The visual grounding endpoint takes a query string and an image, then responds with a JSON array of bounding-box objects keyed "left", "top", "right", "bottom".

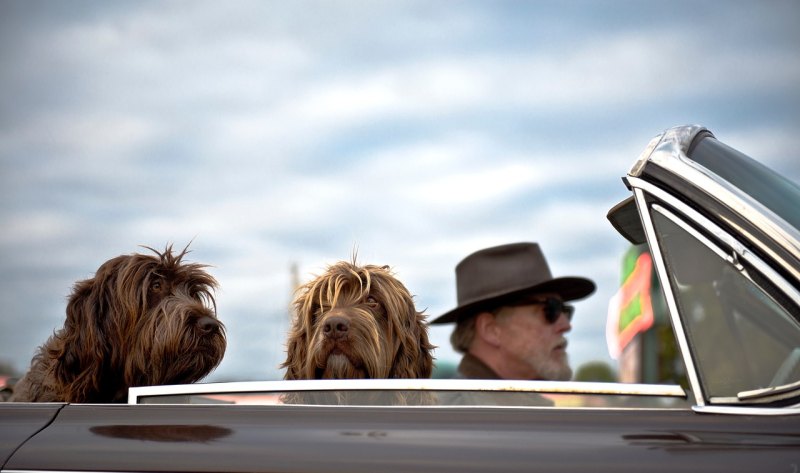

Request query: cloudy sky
[{"left": 1, "top": 0, "right": 799, "bottom": 383}]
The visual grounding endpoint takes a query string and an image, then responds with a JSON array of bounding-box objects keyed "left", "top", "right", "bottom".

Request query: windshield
[{"left": 651, "top": 206, "right": 800, "bottom": 402}]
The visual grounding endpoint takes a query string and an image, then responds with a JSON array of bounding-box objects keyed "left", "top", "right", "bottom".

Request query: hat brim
[{"left": 430, "top": 276, "right": 596, "bottom": 325}]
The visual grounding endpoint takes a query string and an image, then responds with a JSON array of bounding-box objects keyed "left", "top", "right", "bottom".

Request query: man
[{"left": 431, "top": 242, "right": 595, "bottom": 383}]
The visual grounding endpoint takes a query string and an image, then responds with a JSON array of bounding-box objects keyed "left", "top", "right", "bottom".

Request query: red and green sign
[{"left": 607, "top": 249, "right": 655, "bottom": 358}]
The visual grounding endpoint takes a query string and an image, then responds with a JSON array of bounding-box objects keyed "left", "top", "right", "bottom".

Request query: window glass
[
  {"left": 135, "top": 389, "right": 688, "bottom": 408},
  {"left": 651, "top": 208, "right": 800, "bottom": 400}
]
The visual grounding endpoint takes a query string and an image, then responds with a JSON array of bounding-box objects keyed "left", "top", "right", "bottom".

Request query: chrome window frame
[
  {"left": 128, "top": 378, "right": 685, "bottom": 405},
  {"left": 693, "top": 405, "right": 800, "bottom": 416},
  {"left": 632, "top": 186, "right": 705, "bottom": 407}
]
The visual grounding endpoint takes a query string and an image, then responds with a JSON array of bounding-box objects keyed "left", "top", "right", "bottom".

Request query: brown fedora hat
[{"left": 430, "top": 242, "right": 595, "bottom": 324}]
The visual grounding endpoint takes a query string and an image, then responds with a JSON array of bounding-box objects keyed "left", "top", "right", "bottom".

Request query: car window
[{"left": 651, "top": 206, "right": 800, "bottom": 402}]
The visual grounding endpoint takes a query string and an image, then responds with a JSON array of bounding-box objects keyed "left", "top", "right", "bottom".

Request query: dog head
[
  {"left": 282, "top": 260, "right": 434, "bottom": 380},
  {"left": 50, "top": 244, "right": 226, "bottom": 402}
]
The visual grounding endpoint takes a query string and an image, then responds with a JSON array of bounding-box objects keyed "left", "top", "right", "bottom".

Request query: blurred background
[{"left": 1, "top": 0, "right": 798, "bottom": 382}]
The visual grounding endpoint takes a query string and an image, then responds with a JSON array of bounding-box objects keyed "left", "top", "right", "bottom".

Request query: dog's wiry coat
[
  {"left": 282, "top": 261, "right": 434, "bottom": 384},
  {"left": 11, "top": 245, "right": 226, "bottom": 403}
]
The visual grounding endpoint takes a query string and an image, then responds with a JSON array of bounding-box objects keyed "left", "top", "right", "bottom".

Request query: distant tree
[
  {"left": 432, "top": 360, "right": 458, "bottom": 379},
  {"left": 0, "top": 360, "right": 20, "bottom": 376},
  {"left": 574, "top": 361, "right": 617, "bottom": 382}
]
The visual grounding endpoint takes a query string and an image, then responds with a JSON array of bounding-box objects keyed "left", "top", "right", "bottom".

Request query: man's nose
[{"left": 555, "top": 312, "right": 572, "bottom": 332}]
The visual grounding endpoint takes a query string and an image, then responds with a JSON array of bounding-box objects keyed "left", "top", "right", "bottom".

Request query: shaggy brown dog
[
  {"left": 11, "top": 245, "right": 226, "bottom": 403},
  {"left": 282, "top": 261, "right": 434, "bottom": 384}
]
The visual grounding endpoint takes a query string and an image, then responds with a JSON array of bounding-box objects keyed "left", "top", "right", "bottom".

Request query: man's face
[{"left": 494, "top": 293, "right": 573, "bottom": 381}]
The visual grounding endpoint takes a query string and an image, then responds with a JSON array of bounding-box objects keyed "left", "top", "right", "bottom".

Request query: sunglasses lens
[
  {"left": 563, "top": 304, "right": 575, "bottom": 322},
  {"left": 543, "top": 298, "right": 573, "bottom": 324}
]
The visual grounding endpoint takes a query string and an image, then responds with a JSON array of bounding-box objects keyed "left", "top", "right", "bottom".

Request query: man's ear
[{"left": 474, "top": 311, "right": 501, "bottom": 347}]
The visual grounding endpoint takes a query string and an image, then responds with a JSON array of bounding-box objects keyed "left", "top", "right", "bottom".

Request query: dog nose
[
  {"left": 323, "top": 316, "right": 349, "bottom": 340},
  {"left": 195, "top": 315, "right": 221, "bottom": 333}
]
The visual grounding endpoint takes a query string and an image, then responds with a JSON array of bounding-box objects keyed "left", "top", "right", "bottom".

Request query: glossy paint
[{"left": 2, "top": 403, "right": 800, "bottom": 473}]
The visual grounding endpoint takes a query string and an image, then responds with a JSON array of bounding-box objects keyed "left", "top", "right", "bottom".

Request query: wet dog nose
[
  {"left": 196, "top": 315, "right": 221, "bottom": 333},
  {"left": 323, "top": 316, "right": 349, "bottom": 340}
]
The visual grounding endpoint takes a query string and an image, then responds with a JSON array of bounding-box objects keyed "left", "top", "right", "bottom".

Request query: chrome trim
[
  {"left": 693, "top": 405, "right": 800, "bottom": 416},
  {"left": 629, "top": 124, "right": 709, "bottom": 177},
  {"left": 632, "top": 188, "right": 706, "bottom": 407},
  {"left": 637, "top": 125, "right": 800, "bottom": 281},
  {"left": 738, "top": 379, "right": 800, "bottom": 403},
  {"left": 2, "top": 471, "right": 131, "bottom": 473},
  {"left": 128, "top": 379, "right": 686, "bottom": 404},
  {"left": 628, "top": 177, "right": 800, "bottom": 309}
]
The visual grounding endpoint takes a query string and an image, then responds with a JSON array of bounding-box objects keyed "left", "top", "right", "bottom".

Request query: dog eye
[
  {"left": 366, "top": 296, "right": 380, "bottom": 308},
  {"left": 150, "top": 280, "right": 163, "bottom": 293}
]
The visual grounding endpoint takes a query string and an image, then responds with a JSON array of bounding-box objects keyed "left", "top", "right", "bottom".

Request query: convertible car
[{"left": 2, "top": 125, "right": 799, "bottom": 472}]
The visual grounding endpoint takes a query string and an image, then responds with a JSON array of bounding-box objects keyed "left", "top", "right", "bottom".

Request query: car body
[{"left": 2, "top": 125, "right": 799, "bottom": 472}]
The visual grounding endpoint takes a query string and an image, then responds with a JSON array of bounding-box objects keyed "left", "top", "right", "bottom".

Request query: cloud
[{"left": 1, "top": 0, "right": 798, "bottom": 382}]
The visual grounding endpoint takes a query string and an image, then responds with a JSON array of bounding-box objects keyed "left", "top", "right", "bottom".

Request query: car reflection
[{"left": 90, "top": 424, "right": 233, "bottom": 443}]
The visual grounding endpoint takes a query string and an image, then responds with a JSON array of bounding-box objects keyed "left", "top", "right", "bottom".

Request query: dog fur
[
  {"left": 282, "top": 260, "right": 434, "bottom": 383},
  {"left": 11, "top": 245, "right": 226, "bottom": 403}
]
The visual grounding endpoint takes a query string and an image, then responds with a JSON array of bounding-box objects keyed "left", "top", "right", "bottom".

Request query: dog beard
[{"left": 318, "top": 353, "right": 366, "bottom": 379}]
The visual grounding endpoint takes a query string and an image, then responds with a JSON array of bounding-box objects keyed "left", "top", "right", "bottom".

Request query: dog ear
[
  {"left": 51, "top": 258, "right": 126, "bottom": 402},
  {"left": 49, "top": 278, "right": 107, "bottom": 401},
  {"left": 282, "top": 328, "right": 308, "bottom": 380},
  {"left": 415, "top": 312, "right": 435, "bottom": 378},
  {"left": 369, "top": 273, "right": 435, "bottom": 379},
  {"left": 281, "top": 293, "right": 314, "bottom": 380},
  {"left": 387, "top": 293, "right": 435, "bottom": 379}
]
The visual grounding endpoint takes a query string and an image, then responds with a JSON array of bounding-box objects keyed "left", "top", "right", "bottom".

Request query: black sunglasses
[{"left": 530, "top": 297, "right": 574, "bottom": 324}]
